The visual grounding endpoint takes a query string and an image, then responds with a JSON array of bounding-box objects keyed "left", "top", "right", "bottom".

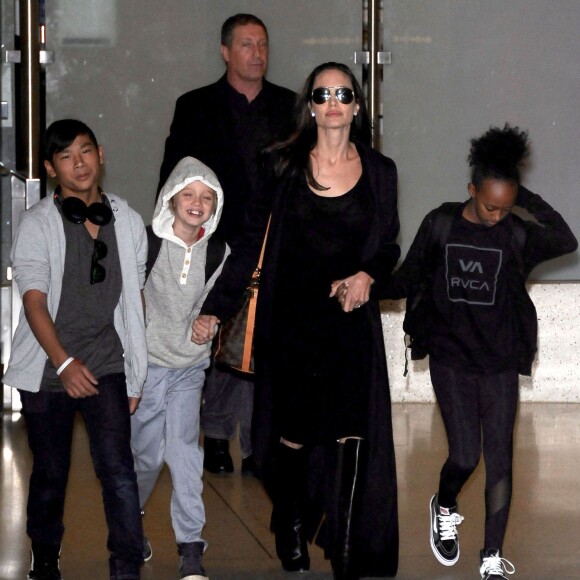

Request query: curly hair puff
[{"left": 468, "top": 123, "right": 530, "bottom": 188}]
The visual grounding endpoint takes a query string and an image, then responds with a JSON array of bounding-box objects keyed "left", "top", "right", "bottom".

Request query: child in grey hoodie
[{"left": 131, "top": 157, "right": 229, "bottom": 580}]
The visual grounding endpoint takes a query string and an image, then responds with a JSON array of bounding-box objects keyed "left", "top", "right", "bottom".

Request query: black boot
[
  {"left": 28, "top": 543, "right": 62, "bottom": 580},
  {"left": 331, "top": 438, "right": 366, "bottom": 580},
  {"left": 203, "top": 436, "right": 234, "bottom": 473},
  {"left": 269, "top": 443, "right": 310, "bottom": 572}
]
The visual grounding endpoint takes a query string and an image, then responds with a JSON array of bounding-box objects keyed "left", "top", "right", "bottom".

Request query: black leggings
[{"left": 429, "top": 359, "right": 519, "bottom": 550}]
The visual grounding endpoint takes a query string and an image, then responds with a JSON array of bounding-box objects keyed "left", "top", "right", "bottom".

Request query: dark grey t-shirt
[{"left": 41, "top": 196, "right": 124, "bottom": 391}]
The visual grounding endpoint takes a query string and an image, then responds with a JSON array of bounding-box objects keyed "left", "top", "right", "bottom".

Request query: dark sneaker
[
  {"left": 140, "top": 509, "right": 152, "bottom": 562},
  {"left": 241, "top": 454, "right": 259, "bottom": 477},
  {"left": 203, "top": 437, "right": 233, "bottom": 474},
  {"left": 143, "top": 536, "right": 152, "bottom": 562},
  {"left": 28, "top": 544, "right": 62, "bottom": 580},
  {"left": 178, "top": 541, "right": 209, "bottom": 580},
  {"left": 429, "top": 494, "right": 464, "bottom": 566},
  {"left": 480, "top": 548, "right": 515, "bottom": 579}
]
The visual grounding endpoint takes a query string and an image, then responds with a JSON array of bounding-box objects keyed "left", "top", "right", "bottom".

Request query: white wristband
[{"left": 56, "top": 356, "right": 75, "bottom": 376}]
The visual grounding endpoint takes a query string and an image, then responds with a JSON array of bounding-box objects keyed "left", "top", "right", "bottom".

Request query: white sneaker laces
[
  {"left": 480, "top": 552, "right": 516, "bottom": 577},
  {"left": 438, "top": 511, "right": 464, "bottom": 541}
]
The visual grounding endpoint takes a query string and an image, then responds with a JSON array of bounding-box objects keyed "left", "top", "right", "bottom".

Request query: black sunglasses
[
  {"left": 311, "top": 86, "right": 355, "bottom": 105},
  {"left": 91, "top": 239, "right": 108, "bottom": 285}
]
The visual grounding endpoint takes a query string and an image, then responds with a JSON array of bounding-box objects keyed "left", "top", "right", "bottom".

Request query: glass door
[{"left": 44, "top": 0, "right": 364, "bottom": 220}]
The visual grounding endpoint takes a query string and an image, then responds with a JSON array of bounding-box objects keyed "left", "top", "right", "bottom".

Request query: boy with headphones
[{"left": 3, "top": 119, "right": 148, "bottom": 580}]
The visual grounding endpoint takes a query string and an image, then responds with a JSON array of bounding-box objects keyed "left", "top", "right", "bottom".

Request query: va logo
[
  {"left": 446, "top": 244, "right": 502, "bottom": 305},
  {"left": 459, "top": 260, "right": 484, "bottom": 273}
]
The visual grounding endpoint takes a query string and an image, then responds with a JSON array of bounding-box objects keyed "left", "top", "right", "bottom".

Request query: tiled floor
[{"left": 2, "top": 403, "right": 580, "bottom": 579}]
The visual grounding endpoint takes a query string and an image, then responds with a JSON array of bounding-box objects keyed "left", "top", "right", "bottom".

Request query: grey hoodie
[
  {"left": 145, "top": 157, "right": 229, "bottom": 368},
  {"left": 3, "top": 193, "right": 148, "bottom": 396}
]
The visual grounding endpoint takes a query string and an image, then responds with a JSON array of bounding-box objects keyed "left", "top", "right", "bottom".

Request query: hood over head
[{"left": 152, "top": 156, "right": 224, "bottom": 246}]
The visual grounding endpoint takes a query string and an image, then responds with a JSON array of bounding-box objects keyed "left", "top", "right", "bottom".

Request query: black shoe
[
  {"left": 178, "top": 541, "right": 208, "bottom": 580},
  {"left": 28, "top": 543, "right": 62, "bottom": 580},
  {"left": 241, "top": 454, "right": 259, "bottom": 477},
  {"left": 143, "top": 536, "right": 152, "bottom": 562},
  {"left": 203, "top": 437, "right": 234, "bottom": 473},
  {"left": 140, "top": 509, "right": 152, "bottom": 562},
  {"left": 479, "top": 548, "right": 515, "bottom": 579},
  {"left": 429, "top": 493, "right": 464, "bottom": 566},
  {"left": 271, "top": 508, "right": 310, "bottom": 572},
  {"left": 270, "top": 444, "right": 310, "bottom": 572}
]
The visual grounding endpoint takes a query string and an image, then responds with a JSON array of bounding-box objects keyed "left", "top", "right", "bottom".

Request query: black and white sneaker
[
  {"left": 143, "top": 536, "right": 152, "bottom": 562},
  {"left": 480, "top": 548, "right": 515, "bottom": 579},
  {"left": 429, "top": 493, "right": 464, "bottom": 566},
  {"left": 141, "top": 510, "right": 152, "bottom": 562},
  {"left": 178, "top": 541, "right": 209, "bottom": 580}
]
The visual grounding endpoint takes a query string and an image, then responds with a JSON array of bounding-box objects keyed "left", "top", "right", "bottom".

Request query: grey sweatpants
[{"left": 131, "top": 360, "right": 208, "bottom": 544}]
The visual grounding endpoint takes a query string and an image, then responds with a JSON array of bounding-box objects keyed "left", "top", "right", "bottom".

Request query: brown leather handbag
[{"left": 214, "top": 220, "right": 270, "bottom": 374}]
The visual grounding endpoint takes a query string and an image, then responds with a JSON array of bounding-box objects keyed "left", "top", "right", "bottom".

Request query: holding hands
[
  {"left": 330, "top": 271, "right": 373, "bottom": 312},
  {"left": 192, "top": 314, "right": 220, "bottom": 344}
]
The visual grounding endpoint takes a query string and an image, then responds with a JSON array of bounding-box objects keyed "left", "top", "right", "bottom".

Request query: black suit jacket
[{"left": 157, "top": 74, "right": 296, "bottom": 245}]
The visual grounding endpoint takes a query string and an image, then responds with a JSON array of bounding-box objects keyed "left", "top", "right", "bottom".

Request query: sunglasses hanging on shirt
[
  {"left": 91, "top": 239, "right": 108, "bottom": 285},
  {"left": 54, "top": 187, "right": 113, "bottom": 226}
]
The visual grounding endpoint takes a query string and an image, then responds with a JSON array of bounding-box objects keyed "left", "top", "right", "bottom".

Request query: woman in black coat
[{"left": 193, "top": 62, "right": 400, "bottom": 579}]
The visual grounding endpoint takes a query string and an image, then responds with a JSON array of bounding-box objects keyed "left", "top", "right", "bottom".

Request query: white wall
[
  {"left": 383, "top": 0, "right": 580, "bottom": 280},
  {"left": 382, "top": 283, "right": 580, "bottom": 402}
]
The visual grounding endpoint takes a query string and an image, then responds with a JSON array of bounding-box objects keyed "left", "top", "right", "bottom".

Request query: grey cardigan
[{"left": 3, "top": 193, "right": 148, "bottom": 397}]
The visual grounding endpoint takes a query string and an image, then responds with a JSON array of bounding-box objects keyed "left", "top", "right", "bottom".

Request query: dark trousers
[
  {"left": 429, "top": 359, "right": 519, "bottom": 550},
  {"left": 20, "top": 373, "right": 143, "bottom": 578},
  {"left": 201, "top": 364, "right": 254, "bottom": 458}
]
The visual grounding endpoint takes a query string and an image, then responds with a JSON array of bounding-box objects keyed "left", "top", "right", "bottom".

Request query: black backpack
[{"left": 402, "top": 203, "right": 527, "bottom": 376}]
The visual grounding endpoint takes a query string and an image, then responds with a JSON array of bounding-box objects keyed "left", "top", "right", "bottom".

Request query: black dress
[
  {"left": 201, "top": 144, "right": 401, "bottom": 576},
  {"left": 271, "top": 171, "right": 373, "bottom": 444}
]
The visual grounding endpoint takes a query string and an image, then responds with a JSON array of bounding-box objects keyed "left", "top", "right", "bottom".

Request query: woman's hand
[
  {"left": 192, "top": 314, "right": 221, "bottom": 344},
  {"left": 330, "top": 271, "right": 374, "bottom": 312}
]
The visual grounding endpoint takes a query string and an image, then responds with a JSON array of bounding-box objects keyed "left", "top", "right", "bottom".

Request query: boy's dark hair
[
  {"left": 468, "top": 123, "right": 530, "bottom": 188},
  {"left": 43, "top": 119, "right": 98, "bottom": 162},
  {"left": 221, "top": 13, "right": 267, "bottom": 48}
]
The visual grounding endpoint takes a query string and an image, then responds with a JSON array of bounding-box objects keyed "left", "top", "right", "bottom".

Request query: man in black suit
[{"left": 157, "top": 13, "right": 296, "bottom": 475}]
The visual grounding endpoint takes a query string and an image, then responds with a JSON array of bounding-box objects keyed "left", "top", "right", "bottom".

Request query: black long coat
[
  {"left": 202, "top": 144, "right": 401, "bottom": 577},
  {"left": 157, "top": 74, "right": 296, "bottom": 244}
]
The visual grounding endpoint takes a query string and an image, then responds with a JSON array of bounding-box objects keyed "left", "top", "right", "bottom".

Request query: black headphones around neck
[{"left": 54, "top": 187, "right": 112, "bottom": 226}]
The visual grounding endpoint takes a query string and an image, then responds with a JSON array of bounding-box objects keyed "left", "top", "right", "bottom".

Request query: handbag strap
[
  {"left": 241, "top": 291, "right": 257, "bottom": 372},
  {"left": 256, "top": 216, "right": 271, "bottom": 271},
  {"left": 240, "top": 217, "right": 271, "bottom": 372}
]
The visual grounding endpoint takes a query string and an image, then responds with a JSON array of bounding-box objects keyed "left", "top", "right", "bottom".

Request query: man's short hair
[
  {"left": 220, "top": 13, "right": 268, "bottom": 48},
  {"left": 43, "top": 119, "right": 98, "bottom": 161}
]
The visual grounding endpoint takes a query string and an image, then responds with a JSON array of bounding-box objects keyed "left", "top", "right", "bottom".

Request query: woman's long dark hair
[
  {"left": 468, "top": 123, "right": 530, "bottom": 188},
  {"left": 268, "top": 62, "right": 372, "bottom": 190}
]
